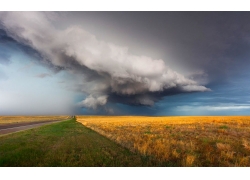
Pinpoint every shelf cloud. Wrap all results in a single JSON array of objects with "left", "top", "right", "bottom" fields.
[{"left": 0, "top": 12, "right": 210, "bottom": 109}]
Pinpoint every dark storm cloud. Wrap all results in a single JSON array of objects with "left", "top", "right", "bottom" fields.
[
  {"left": 0, "top": 12, "right": 210, "bottom": 110},
  {"left": 0, "top": 28, "right": 47, "bottom": 67},
  {"left": 0, "top": 29, "right": 16, "bottom": 43},
  {"left": 0, "top": 30, "right": 12, "bottom": 65},
  {"left": 71, "top": 12, "right": 250, "bottom": 85},
  {"left": 108, "top": 85, "right": 206, "bottom": 106}
]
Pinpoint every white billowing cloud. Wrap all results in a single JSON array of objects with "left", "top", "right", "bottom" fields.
[
  {"left": 180, "top": 84, "right": 210, "bottom": 92},
  {"left": 0, "top": 12, "right": 210, "bottom": 109},
  {"left": 78, "top": 95, "right": 107, "bottom": 109}
]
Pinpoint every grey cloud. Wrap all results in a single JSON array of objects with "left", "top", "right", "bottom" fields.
[
  {"left": 35, "top": 73, "right": 51, "bottom": 78},
  {"left": 17, "top": 62, "right": 34, "bottom": 72},
  {"left": 0, "top": 51, "right": 11, "bottom": 66},
  {"left": 187, "top": 70, "right": 209, "bottom": 86},
  {"left": 104, "top": 107, "right": 115, "bottom": 114},
  {"left": 0, "top": 12, "right": 210, "bottom": 109}
]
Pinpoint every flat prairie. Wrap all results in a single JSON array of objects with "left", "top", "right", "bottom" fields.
[
  {"left": 77, "top": 116, "right": 250, "bottom": 166},
  {"left": 0, "top": 116, "right": 69, "bottom": 124}
]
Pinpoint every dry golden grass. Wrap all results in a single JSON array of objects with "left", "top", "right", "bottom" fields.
[
  {"left": 0, "top": 116, "right": 69, "bottom": 124},
  {"left": 77, "top": 116, "right": 250, "bottom": 166}
]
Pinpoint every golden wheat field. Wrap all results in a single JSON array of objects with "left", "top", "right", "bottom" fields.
[
  {"left": 0, "top": 116, "right": 69, "bottom": 124},
  {"left": 77, "top": 116, "right": 250, "bottom": 166}
]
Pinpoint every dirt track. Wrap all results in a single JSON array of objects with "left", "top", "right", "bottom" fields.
[{"left": 0, "top": 120, "right": 62, "bottom": 135}]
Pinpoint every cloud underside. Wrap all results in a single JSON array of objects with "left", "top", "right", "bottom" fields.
[{"left": 0, "top": 12, "right": 210, "bottom": 109}]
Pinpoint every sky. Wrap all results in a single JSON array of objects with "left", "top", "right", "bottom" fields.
[{"left": 1, "top": 11, "right": 250, "bottom": 115}]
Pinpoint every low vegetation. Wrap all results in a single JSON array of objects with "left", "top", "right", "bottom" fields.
[
  {"left": 77, "top": 116, "right": 250, "bottom": 166},
  {"left": 0, "top": 119, "right": 152, "bottom": 166},
  {"left": 0, "top": 116, "right": 69, "bottom": 124}
]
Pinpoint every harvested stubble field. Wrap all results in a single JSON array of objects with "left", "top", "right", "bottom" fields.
[
  {"left": 0, "top": 116, "right": 69, "bottom": 124},
  {"left": 77, "top": 116, "right": 250, "bottom": 166}
]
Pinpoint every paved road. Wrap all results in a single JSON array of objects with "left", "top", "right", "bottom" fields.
[{"left": 0, "top": 120, "right": 63, "bottom": 135}]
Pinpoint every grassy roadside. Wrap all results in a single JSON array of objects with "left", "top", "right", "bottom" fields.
[{"left": 0, "top": 118, "right": 153, "bottom": 167}]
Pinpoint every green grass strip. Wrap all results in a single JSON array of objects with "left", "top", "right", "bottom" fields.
[{"left": 0, "top": 119, "right": 152, "bottom": 167}]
